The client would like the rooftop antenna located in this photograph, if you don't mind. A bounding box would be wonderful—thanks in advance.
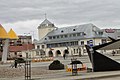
[45,13,47,19]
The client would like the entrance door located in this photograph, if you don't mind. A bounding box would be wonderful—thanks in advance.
[56,50,61,57]
[48,51,53,57]
[64,49,69,54]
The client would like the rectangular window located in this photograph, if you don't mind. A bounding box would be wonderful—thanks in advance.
[42,45,44,48]
[99,32,103,35]
[76,49,78,53]
[74,49,75,54]
[102,39,107,44]
[69,34,72,37]
[71,42,74,45]
[87,41,89,45]
[54,43,58,47]
[47,44,51,48]
[36,51,39,55]
[77,33,80,36]
[61,35,63,38]
[96,32,103,35]
[57,36,59,39]
[74,41,78,45]
[73,34,76,37]
[81,41,84,45]
[49,36,52,39]
[64,35,68,38]
[81,32,84,36]
[53,36,56,39]
[37,45,40,49]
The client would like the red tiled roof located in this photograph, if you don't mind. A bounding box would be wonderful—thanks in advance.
[9,44,35,52]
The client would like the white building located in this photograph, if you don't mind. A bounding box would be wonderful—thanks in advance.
[35,19,108,57]
[103,29,120,39]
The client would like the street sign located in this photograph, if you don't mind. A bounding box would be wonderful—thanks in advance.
[89,40,93,47]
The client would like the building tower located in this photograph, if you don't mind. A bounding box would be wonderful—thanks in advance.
[38,19,56,40]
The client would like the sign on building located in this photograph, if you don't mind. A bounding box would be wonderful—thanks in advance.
[89,40,93,47]
[105,29,115,33]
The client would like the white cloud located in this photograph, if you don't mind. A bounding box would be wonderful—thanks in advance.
[2,20,41,40]
[0,0,120,40]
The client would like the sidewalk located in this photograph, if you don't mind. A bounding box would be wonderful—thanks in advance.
[1,70,120,80]
[1,66,120,80]
[1,55,120,80]
[32,70,120,80]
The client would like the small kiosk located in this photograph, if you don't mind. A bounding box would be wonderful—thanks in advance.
[66,58,86,76]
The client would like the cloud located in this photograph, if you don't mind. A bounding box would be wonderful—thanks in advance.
[0,0,120,39]
[3,19,41,39]
[0,0,119,23]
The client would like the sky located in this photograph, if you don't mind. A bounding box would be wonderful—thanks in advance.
[0,0,120,40]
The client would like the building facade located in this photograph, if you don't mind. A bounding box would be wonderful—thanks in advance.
[0,24,35,61]
[9,35,34,58]
[103,29,120,39]
[35,19,108,57]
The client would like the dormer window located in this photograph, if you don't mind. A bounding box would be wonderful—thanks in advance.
[61,30,64,33]
[84,33,86,35]
[81,32,86,36]
[95,31,103,35]
[73,29,76,31]
[80,32,83,36]
[99,32,103,35]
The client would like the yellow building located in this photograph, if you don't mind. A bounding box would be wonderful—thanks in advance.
[0,24,9,55]
[0,24,9,39]
[8,28,18,39]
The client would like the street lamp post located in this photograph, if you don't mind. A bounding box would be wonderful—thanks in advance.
[30,31,35,41]
[78,46,81,57]
[24,33,31,80]
[89,47,94,72]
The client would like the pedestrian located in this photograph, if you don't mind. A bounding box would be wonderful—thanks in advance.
[63,53,66,59]
[112,50,115,56]
[14,59,18,68]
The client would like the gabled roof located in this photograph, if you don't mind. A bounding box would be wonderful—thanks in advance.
[47,23,104,38]
[38,19,56,29]
[8,28,18,39]
[39,23,108,44]
[0,24,9,39]
[41,19,53,25]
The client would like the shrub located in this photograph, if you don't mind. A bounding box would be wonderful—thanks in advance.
[49,60,64,70]
[16,58,25,63]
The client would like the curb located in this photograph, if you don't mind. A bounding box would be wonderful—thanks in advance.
[78,73,120,80]
[32,71,120,80]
